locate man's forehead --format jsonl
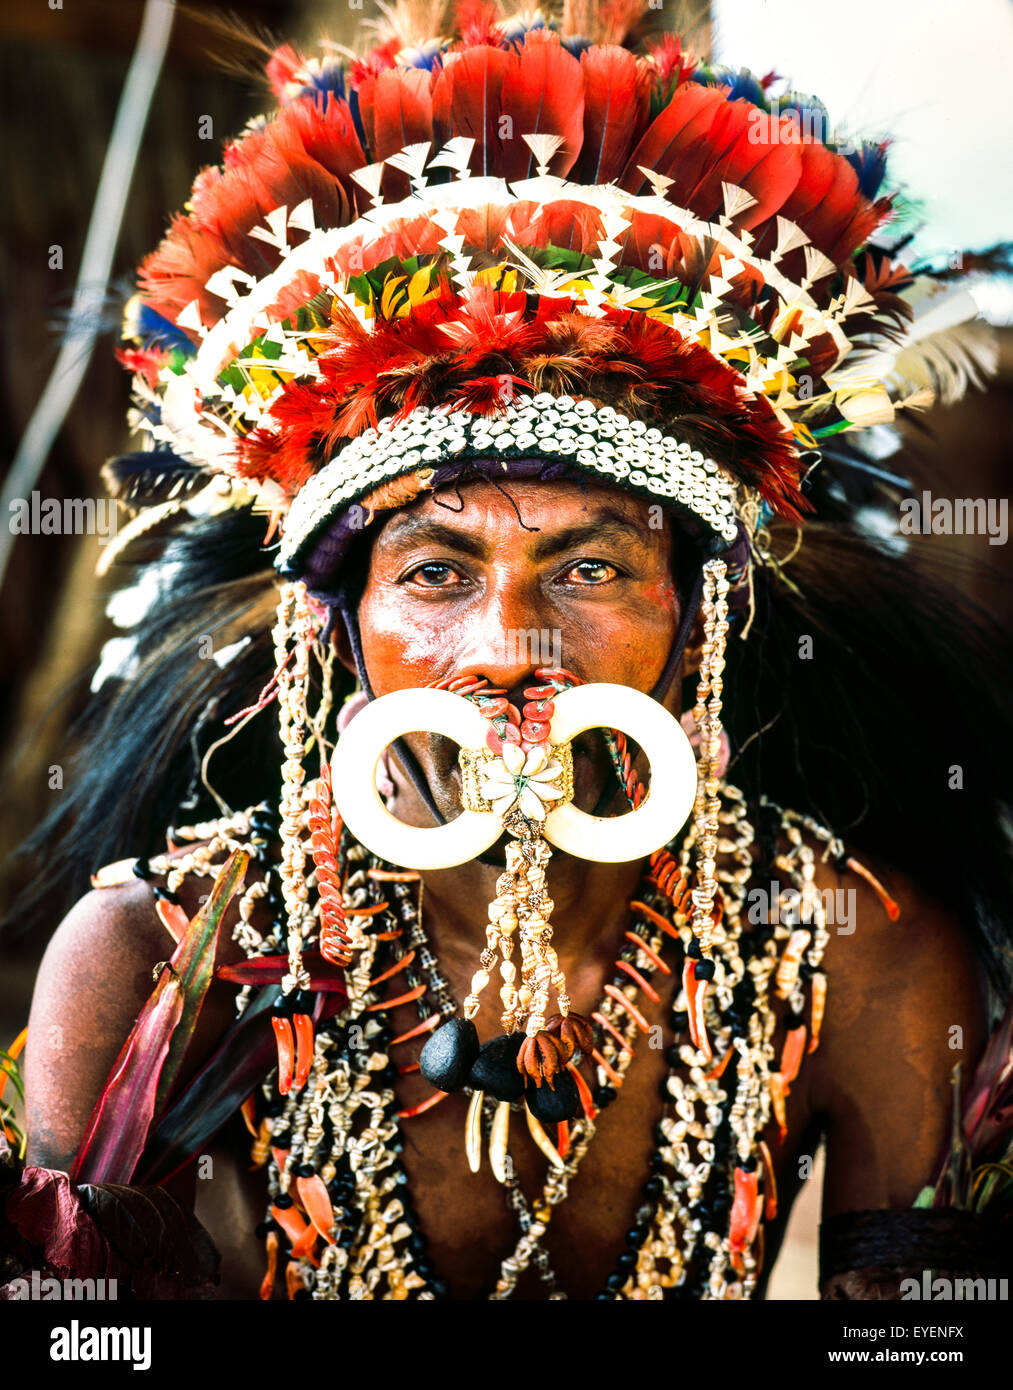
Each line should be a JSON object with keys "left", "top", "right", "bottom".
{"left": 375, "top": 476, "right": 661, "bottom": 547}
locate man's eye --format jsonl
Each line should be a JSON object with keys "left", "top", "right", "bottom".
{"left": 561, "top": 560, "right": 618, "bottom": 584}
{"left": 406, "top": 562, "right": 461, "bottom": 587}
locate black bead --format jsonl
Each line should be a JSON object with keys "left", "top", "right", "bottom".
{"left": 644, "top": 1177, "right": 663, "bottom": 1200}
{"left": 595, "top": 1291, "right": 615, "bottom": 1301}
{"left": 686, "top": 935, "right": 702, "bottom": 960}
{"left": 616, "top": 1250, "right": 637, "bottom": 1272}
{"left": 785, "top": 1008, "right": 805, "bottom": 1030}
{"left": 338, "top": 1226, "right": 356, "bottom": 1248}
{"left": 626, "top": 1225, "right": 648, "bottom": 1248}
{"left": 254, "top": 1220, "right": 275, "bottom": 1239}
{"left": 409, "top": 1232, "right": 428, "bottom": 1257}
{"left": 665, "top": 1044, "right": 681, "bottom": 1067}
{"left": 672, "top": 1010, "right": 689, "bottom": 1032}
{"left": 606, "top": 1271, "right": 625, "bottom": 1291}
{"left": 414, "top": 1259, "right": 434, "bottom": 1280}
{"left": 295, "top": 1162, "right": 316, "bottom": 1178}
{"left": 273, "top": 1192, "right": 294, "bottom": 1210}
{"left": 524, "top": 1070, "right": 582, "bottom": 1124}
{"left": 152, "top": 885, "right": 180, "bottom": 905}
{"left": 419, "top": 1018, "right": 480, "bottom": 1092}
{"left": 467, "top": 1032, "right": 525, "bottom": 1101}
{"left": 592, "top": 1083, "right": 616, "bottom": 1108}
{"left": 648, "top": 1153, "right": 666, "bottom": 1174}
{"left": 429, "top": 1279, "right": 449, "bottom": 1299}
{"left": 132, "top": 858, "right": 151, "bottom": 880}
{"left": 694, "top": 957, "right": 715, "bottom": 982}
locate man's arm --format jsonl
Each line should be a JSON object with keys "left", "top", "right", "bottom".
{"left": 806, "top": 857, "right": 990, "bottom": 1295}
{"left": 24, "top": 879, "right": 175, "bottom": 1171}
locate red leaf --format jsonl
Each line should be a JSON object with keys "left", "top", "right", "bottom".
{"left": 70, "top": 981, "right": 183, "bottom": 1185}
{"left": 71, "top": 851, "right": 249, "bottom": 1185}
{"left": 216, "top": 951, "right": 349, "bottom": 993}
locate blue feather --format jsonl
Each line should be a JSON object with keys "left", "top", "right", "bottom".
{"left": 124, "top": 297, "right": 196, "bottom": 355}
{"left": 777, "top": 91, "right": 831, "bottom": 144}
{"left": 299, "top": 58, "right": 347, "bottom": 104}
{"left": 692, "top": 64, "right": 766, "bottom": 106}
{"left": 843, "top": 140, "right": 889, "bottom": 199}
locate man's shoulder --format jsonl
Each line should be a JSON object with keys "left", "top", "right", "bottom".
{"left": 804, "top": 847, "right": 989, "bottom": 1214}
{"left": 24, "top": 845, "right": 259, "bottom": 1170}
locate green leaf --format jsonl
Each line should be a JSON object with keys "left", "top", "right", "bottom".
{"left": 154, "top": 849, "right": 249, "bottom": 1116}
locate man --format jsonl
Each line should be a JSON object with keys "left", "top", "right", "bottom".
{"left": 5, "top": 5, "right": 1011, "bottom": 1301}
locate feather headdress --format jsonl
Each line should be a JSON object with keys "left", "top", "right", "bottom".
{"left": 117, "top": 0, "right": 991, "bottom": 565}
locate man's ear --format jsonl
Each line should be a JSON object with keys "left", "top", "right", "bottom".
{"left": 682, "top": 609, "right": 707, "bottom": 677}
{"left": 330, "top": 613, "right": 358, "bottom": 677}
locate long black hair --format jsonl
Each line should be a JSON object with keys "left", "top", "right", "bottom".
{"left": 5, "top": 490, "right": 1011, "bottom": 997}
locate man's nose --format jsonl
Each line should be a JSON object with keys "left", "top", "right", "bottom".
{"left": 450, "top": 580, "right": 560, "bottom": 694}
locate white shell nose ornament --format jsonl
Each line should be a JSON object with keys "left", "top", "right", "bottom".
{"left": 329, "top": 681, "right": 697, "bottom": 871}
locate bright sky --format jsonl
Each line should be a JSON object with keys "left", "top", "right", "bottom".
{"left": 711, "top": 0, "right": 1013, "bottom": 272}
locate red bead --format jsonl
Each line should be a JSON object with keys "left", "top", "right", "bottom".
{"left": 486, "top": 728, "right": 503, "bottom": 753}
{"left": 523, "top": 684, "right": 557, "bottom": 700}
{"left": 520, "top": 719, "right": 551, "bottom": 741}
{"left": 502, "top": 723, "right": 522, "bottom": 744}
{"left": 522, "top": 699, "right": 554, "bottom": 721}
{"left": 480, "top": 697, "right": 510, "bottom": 718}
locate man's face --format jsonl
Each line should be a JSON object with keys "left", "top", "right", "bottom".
{"left": 353, "top": 477, "right": 683, "bottom": 823}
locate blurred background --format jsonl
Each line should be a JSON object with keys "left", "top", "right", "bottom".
{"left": 1, "top": 0, "right": 1009, "bottom": 1299}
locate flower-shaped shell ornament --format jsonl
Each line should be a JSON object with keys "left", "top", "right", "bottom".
{"left": 478, "top": 744, "right": 566, "bottom": 822}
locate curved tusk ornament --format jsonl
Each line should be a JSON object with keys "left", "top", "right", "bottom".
{"left": 330, "top": 682, "right": 697, "bottom": 870}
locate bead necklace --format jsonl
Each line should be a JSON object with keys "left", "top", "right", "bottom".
{"left": 138, "top": 774, "right": 832, "bottom": 1301}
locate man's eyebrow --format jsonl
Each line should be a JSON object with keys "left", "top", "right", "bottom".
{"left": 379, "top": 507, "right": 651, "bottom": 560}
{"left": 530, "top": 514, "right": 649, "bottom": 561}
{"left": 378, "top": 516, "right": 490, "bottom": 558}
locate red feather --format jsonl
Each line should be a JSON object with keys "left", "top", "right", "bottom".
{"left": 266, "top": 44, "right": 304, "bottom": 102}
{"left": 140, "top": 96, "right": 364, "bottom": 330}
{"left": 575, "top": 45, "right": 646, "bottom": 185}
{"left": 757, "top": 137, "right": 891, "bottom": 264}
{"left": 619, "top": 82, "right": 725, "bottom": 196}
{"left": 432, "top": 43, "right": 515, "bottom": 177}
{"left": 453, "top": 0, "right": 503, "bottom": 48}
{"left": 496, "top": 30, "right": 585, "bottom": 182}
{"left": 680, "top": 104, "right": 802, "bottom": 228}
{"left": 355, "top": 66, "right": 433, "bottom": 200}
{"left": 507, "top": 198, "right": 604, "bottom": 257}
